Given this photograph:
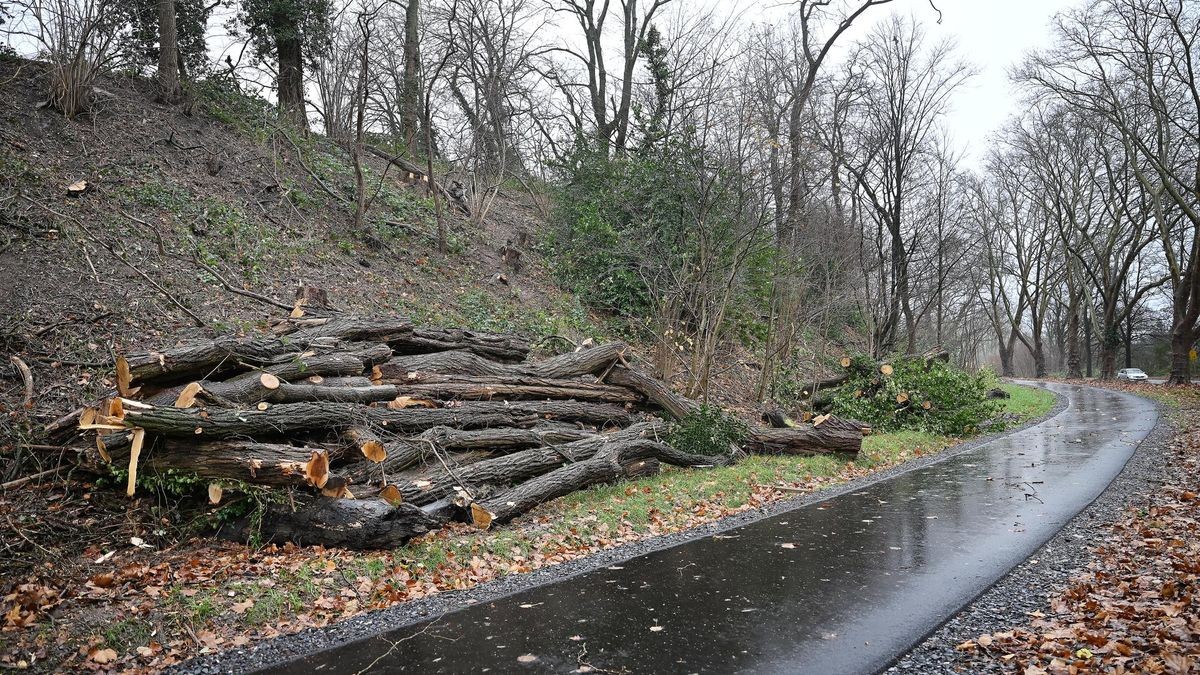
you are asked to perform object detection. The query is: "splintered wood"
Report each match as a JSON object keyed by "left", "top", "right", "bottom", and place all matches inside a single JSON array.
[{"left": 53, "top": 314, "right": 867, "bottom": 549}]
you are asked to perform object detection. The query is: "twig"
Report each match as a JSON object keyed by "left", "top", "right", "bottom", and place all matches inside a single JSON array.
[
  {"left": 272, "top": 124, "right": 352, "bottom": 205},
  {"left": 531, "top": 334, "right": 577, "bottom": 351},
  {"left": 1, "top": 466, "right": 63, "bottom": 491},
  {"left": 190, "top": 254, "right": 295, "bottom": 312},
  {"left": 19, "top": 195, "right": 204, "bottom": 325},
  {"left": 354, "top": 619, "right": 443, "bottom": 675},
  {"left": 9, "top": 355, "right": 33, "bottom": 408},
  {"left": 6, "top": 515, "right": 53, "bottom": 556},
  {"left": 118, "top": 208, "right": 166, "bottom": 255}
]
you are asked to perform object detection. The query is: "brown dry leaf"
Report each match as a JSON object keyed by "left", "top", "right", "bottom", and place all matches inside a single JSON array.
[
  {"left": 90, "top": 647, "right": 118, "bottom": 664},
  {"left": 388, "top": 396, "right": 437, "bottom": 409},
  {"left": 230, "top": 599, "right": 255, "bottom": 615},
  {"left": 89, "top": 572, "right": 115, "bottom": 588}
]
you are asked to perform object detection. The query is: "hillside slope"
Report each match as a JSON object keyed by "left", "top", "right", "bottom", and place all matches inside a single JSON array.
[{"left": 0, "top": 58, "right": 610, "bottom": 460}]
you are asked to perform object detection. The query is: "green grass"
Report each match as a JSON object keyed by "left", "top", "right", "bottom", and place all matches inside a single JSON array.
[
  {"left": 102, "top": 618, "right": 153, "bottom": 652},
  {"left": 998, "top": 382, "right": 1057, "bottom": 421}
]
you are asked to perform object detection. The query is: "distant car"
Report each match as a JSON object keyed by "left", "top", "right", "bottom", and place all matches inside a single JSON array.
[{"left": 1116, "top": 368, "right": 1149, "bottom": 381}]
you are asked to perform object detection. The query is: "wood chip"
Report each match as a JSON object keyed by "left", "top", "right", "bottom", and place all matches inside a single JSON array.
[
  {"left": 126, "top": 428, "right": 145, "bottom": 497},
  {"left": 174, "top": 382, "right": 203, "bottom": 408}
]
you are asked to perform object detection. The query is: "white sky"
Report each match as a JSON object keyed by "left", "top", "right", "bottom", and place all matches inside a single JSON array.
[
  {"left": 725, "top": 0, "right": 1082, "bottom": 167},
  {"left": 903, "top": 0, "right": 1079, "bottom": 166}
]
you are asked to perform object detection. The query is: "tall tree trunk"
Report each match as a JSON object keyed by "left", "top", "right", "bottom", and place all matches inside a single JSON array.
[
  {"left": 1083, "top": 305, "right": 1094, "bottom": 378},
  {"left": 276, "top": 36, "right": 306, "bottom": 126},
  {"left": 157, "top": 0, "right": 182, "bottom": 102},
  {"left": 1032, "top": 336, "right": 1046, "bottom": 379},
  {"left": 1066, "top": 297, "right": 1082, "bottom": 379},
  {"left": 402, "top": 0, "right": 421, "bottom": 157},
  {"left": 1167, "top": 326, "right": 1194, "bottom": 384}
]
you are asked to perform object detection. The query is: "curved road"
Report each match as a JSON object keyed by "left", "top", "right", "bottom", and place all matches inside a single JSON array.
[{"left": 256, "top": 382, "right": 1156, "bottom": 674}]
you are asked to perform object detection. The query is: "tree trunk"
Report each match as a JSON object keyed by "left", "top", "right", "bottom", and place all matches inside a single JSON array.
[
  {"left": 1066, "top": 297, "right": 1082, "bottom": 378},
  {"left": 1167, "top": 328, "right": 1194, "bottom": 384},
  {"left": 124, "top": 400, "right": 629, "bottom": 439},
  {"left": 146, "top": 440, "right": 342, "bottom": 487},
  {"left": 276, "top": 36, "right": 306, "bottom": 126},
  {"left": 224, "top": 498, "right": 442, "bottom": 549},
  {"left": 402, "top": 0, "right": 421, "bottom": 157},
  {"left": 743, "top": 417, "right": 865, "bottom": 458},
  {"left": 156, "top": 0, "right": 182, "bottom": 102}
]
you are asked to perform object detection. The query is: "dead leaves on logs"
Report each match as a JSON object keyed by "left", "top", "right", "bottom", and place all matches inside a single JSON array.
[{"left": 208, "top": 483, "right": 223, "bottom": 505}]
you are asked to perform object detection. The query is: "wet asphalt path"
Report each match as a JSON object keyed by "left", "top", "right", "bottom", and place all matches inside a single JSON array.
[{"left": 258, "top": 383, "right": 1156, "bottom": 674}]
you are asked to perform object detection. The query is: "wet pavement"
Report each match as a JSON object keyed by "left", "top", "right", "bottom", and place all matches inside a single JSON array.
[{"left": 261, "top": 383, "right": 1156, "bottom": 674}]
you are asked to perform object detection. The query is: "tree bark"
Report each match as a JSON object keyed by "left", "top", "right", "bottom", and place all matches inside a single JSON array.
[
  {"left": 224, "top": 498, "right": 442, "bottom": 549},
  {"left": 744, "top": 417, "right": 866, "bottom": 458},
  {"left": 146, "top": 440, "right": 342, "bottom": 487},
  {"left": 391, "top": 374, "right": 637, "bottom": 403},
  {"left": 276, "top": 35, "right": 306, "bottom": 126},
  {"left": 123, "top": 400, "right": 627, "bottom": 439},
  {"left": 157, "top": 0, "right": 182, "bottom": 102},
  {"left": 1167, "top": 328, "right": 1195, "bottom": 384}
]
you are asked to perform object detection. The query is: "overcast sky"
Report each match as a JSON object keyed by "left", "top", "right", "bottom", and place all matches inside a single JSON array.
[{"left": 823, "top": 0, "right": 1081, "bottom": 167}]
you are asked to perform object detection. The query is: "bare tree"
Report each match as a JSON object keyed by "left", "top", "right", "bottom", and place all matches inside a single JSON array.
[
  {"left": 839, "top": 15, "right": 973, "bottom": 355},
  {"left": 5, "top": 0, "right": 126, "bottom": 118},
  {"left": 1022, "top": 0, "right": 1200, "bottom": 382}
]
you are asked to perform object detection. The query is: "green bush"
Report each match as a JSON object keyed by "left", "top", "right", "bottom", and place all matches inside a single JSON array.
[
  {"left": 667, "top": 404, "right": 748, "bottom": 457},
  {"left": 829, "top": 356, "right": 999, "bottom": 436}
]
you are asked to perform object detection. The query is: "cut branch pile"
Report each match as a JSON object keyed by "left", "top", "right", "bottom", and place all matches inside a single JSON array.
[{"left": 46, "top": 315, "right": 868, "bottom": 549}]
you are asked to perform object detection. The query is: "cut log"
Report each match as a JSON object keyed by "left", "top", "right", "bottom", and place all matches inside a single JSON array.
[
  {"left": 476, "top": 438, "right": 730, "bottom": 525},
  {"left": 394, "top": 421, "right": 667, "bottom": 505},
  {"left": 419, "top": 423, "right": 595, "bottom": 452},
  {"left": 603, "top": 364, "right": 697, "bottom": 421},
  {"left": 145, "top": 440, "right": 342, "bottom": 487},
  {"left": 377, "top": 342, "right": 627, "bottom": 381},
  {"left": 380, "top": 351, "right": 511, "bottom": 378},
  {"left": 346, "top": 426, "right": 387, "bottom": 462},
  {"left": 223, "top": 498, "right": 443, "bottom": 549},
  {"left": 743, "top": 417, "right": 867, "bottom": 458},
  {"left": 343, "top": 423, "right": 599, "bottom": 485},
  {"left": 389, "top": 374, "right": 638, "bottom": 403},
  {"left": 273, "top": 318, "right": 529, "bottom": 363},
  {"left": 121, "top": 400, "right": 628, "bottom": 439}
]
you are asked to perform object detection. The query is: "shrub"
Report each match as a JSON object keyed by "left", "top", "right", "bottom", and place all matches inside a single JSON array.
[
  {"left": 829, "top": 356, "right": 999, "bottom": 436},
  {"left": 667, "top": 404, "right": 748, "bottom": 457}
]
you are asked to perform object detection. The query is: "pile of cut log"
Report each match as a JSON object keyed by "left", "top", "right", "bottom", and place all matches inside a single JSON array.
[{"left": 46, "top": 316, "right": 869, "bottom": 549}]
